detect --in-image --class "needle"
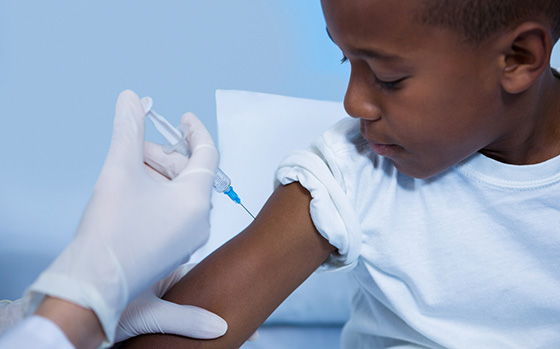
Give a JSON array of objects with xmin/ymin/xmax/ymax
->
[{"xmin": 240, "ymin": 203, "xmax": 256, "ymax": 220}]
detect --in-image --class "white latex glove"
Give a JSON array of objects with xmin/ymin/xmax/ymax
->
[
  {"xmin": 113, "ymin": 264, "xmax": 226, "ymax": 344},
  {"xmin": 116, "ymin": 263, "xmax": 256, "ymax": 345},
  {"xmin": 1, "ymin": 269, "xmax": 226, "ymax": 344},
  {"xmin": 24, "ymin": 90, "xmax": 219, "ymax": 345}
]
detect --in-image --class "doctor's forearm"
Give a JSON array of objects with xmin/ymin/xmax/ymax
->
[
  {"xmin": 121, "ymin": 183, "xmax": 336, "ymax": 348},
  {"xmin": 34, "ymin": 296, "xmax": 105, "ymax": 349}
]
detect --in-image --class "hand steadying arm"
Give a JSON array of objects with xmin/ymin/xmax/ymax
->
[{"xmin": 122, "ymin": 182, "xmax": 337, "ymax": 348}]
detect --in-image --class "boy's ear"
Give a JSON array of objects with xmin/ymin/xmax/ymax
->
[{"xmin": 499, "ymin": 22, "xmax": 553, "ymax": 94}]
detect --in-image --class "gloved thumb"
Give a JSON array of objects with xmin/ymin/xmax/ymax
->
[
  {"xmin": 147, "ymin": 300, "xmax": 228, "ymax": 339},
  {"xmin": 103, "ymin": 90, "xmax": 147, "ymax": 173}
]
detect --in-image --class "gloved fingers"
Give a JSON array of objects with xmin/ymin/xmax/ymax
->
[
  {"xmin": 153, "ymin": 263, "xmax": 197, "ymax": 297},
  {"xmin": 115, "ymin": 322, "xmax": 136, "ymax": 344},
  {"xmin": 179, "ymin": 112, "xmax": 216, "ymax": 149},
  {"xmin": 103, "ymin": 90, "xmax": 147, "ymax": 173},
  {"xmin": 174, "ymin": 113, "xmax": 218, "ymax": 184},
  {"xmin": 143, "ymin": 160, "xmax": 171, "ymax": 182},
  {"xmin": 248, "ymin": 330, "xmax": 260, "ymax": 341},
  {"xmin": 143, "ymin": 141, "xmax": 190, "ymax": 181},
  {"xmin": 178, "ymin": 263, "xmax": 197, "ymax": 278},
  {"xmin": 148, "ymin": 301, "xmax": 227, "ymax": 339}
]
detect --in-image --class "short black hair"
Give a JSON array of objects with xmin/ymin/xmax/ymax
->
[{"xmin": 418, "ymin": 0, "xmax": 560, "ymax": 45}]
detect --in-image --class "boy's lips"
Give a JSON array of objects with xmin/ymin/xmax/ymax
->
[
  {"xmin": 360, "ymin": 126, "xmax": 400, "ymax": 156},
  {"xmin": 368, "ymin": 140, "xmax": 399, "ymax": 156}
]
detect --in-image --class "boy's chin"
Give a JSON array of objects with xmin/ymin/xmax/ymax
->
[{"xmin": 393, "ymin": 161, "xmax": 449, "ymax": 180}]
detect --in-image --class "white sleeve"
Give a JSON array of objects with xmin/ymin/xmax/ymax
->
[
  {"xmin": 0, "ymin": 299, "xmax": 25, "ymax": 336},
  {"xmin": 0, "ymin": 315, "xmax": 74, "ymax": 349},
  {"xmin": 275, "ymin": 140, "xmax": 362, "ymax": 271}
]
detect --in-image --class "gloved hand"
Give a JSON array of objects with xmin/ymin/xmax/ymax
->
[
  {"xmin": 1, "ymin": 267, "xmax": 226, "ymax": 345},
  {"xmin": 114, "ymin": 264, "xmax": 226, "ymax": 344},
  {"xmin": 24, "ymin": 90, "xmax": 220, "ymax": 345},
  {"xmin": 116, "ymin": 263, "xmax": 256, "ymax": 345}
]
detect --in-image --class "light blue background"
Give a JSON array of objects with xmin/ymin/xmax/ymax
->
[
  {"xmin": 0, "ymin": 1, "xmax": 349, "ymax": 299},
  {"xmin": 0, "ymin": 1, "xmax": 559, "ymax": 300}
]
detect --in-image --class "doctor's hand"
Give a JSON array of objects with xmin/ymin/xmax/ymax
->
[
  {"xmin": 1, "ymin": 266, "xmax": 226, "ymax": 345},
  {"xmin": 115, "ymin": 264, "xmax": 226, "ymax": 344},
  {"xmin": 24, "ymin": 90, "xmax": 221, "ymax": 347}
]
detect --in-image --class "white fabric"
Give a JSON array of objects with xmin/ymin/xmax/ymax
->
[
  {"xmin": 276, "ymin": 117, "xmax": 560, "ymax": 348},
  {"xmin": 240, "ymin": 325, "xmax": 342, "ymax": 349},
  {"xmin": 0, "ymin": 315, "xmax": 74, "ymax": 349},
  {"xmin": 0, "ymin": 299, "xmax": 24, "ymax": 336},
  {"xmin": 190, "ymin": 90, "xmax": 351, "ymax": 326},
  {"xmin": 23, "ymin": 91, "xmax": 219, "ymax": 346}
]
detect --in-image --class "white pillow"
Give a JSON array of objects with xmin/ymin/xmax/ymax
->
[{"xmin": 191, "ymin": 90, "xmax": 351, "ymax": 325}]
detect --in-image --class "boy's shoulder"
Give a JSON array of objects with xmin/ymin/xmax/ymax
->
[{"xmin": 314, "ymin": 117, "xmax": 367, "ymax": 154}]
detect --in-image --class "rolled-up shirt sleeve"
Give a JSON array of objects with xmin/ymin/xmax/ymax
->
[{"xmin": 275, "ymin": 133, "xmax": 362, "ymax": 271}]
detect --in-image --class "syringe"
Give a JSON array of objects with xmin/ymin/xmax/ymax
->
[{"xmin": 145, "ymin": 108, "xmax": 255, "ymax": 220}]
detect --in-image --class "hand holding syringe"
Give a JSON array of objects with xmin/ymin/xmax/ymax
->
[{"xmin": 144, "ymin": 104, "xmax": 255, "ymax": 219}]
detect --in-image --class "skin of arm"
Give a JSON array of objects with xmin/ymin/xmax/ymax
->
[
  {"xmin": 34, "ymin": 296, "xmax": 105, "ymax": 348},
  {"xmin": 121, "ymin": 182, "xmax": 337, "ymax": 348}
]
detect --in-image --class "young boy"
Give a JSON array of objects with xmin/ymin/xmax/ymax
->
[{"xmin": 123, "ymin": 0, "xmax": 560, "ymax": 347}]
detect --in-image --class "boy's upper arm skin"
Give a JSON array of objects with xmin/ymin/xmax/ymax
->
[{"xmin": 121, "ymin": 182, "xmax": 337, "ymax": 348}]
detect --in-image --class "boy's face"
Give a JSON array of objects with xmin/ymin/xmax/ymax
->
[{"xmin": 322, "ymin": 0, "xmax": 508, "ymax": 178}]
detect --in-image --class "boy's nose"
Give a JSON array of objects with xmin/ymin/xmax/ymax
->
[{"xmin": 344, "ymin": 72, "xmax": 382, "ymax": 121}]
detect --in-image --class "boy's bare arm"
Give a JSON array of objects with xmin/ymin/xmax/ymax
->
[{"xmin": 121, "ymin": 182, "xmax": 337, "ymax": 348}]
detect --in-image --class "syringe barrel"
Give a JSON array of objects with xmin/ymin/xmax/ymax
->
[
  {"xmin": 168, "ymin": 133, "xmax": 230, "ymax": 193},
  {"xmin": 147, "ymin": 109, "xmax": 233, "ymax": 193},
  {"xmin": 168, "ymin": 142, "xmax": 231, "ymax": 194},
  {"xmin": 152, "ymin": 114, "xmax": 231, "ymax": 193},
  {"xmin": 213, "ymin": 168, "xmax": 231, "ymax": 193}
]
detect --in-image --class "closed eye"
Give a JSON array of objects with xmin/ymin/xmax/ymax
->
[
  {"xmin": 374, "ymin": 76, "xmax": 407, "ymax": 91},
  {"xmin": 340, "ymin": 53, "xmax": 407, "ymax": 91}
]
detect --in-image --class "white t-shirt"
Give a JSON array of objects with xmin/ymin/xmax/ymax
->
[{"xmin": 276, "ymin": 117, "xmax": 560, "ymax": 348}]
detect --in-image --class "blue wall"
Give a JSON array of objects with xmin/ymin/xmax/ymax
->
[
  {"xmin": 0, "ymin": 1, "xmax": 559, "ymax": 299},
  {"xmin": 0, "ymin": 0, "xmax": 350, "ymax": 299}
]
